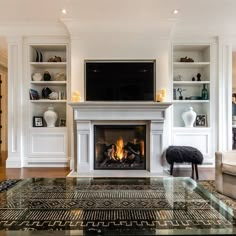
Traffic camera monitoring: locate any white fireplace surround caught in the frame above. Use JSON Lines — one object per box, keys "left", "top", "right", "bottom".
{"left": 69, "top": 102, "right": 172, "bottom": 175}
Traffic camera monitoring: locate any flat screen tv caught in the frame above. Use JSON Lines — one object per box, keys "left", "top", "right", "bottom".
{"left": 85, "top": 60, "right": 155, "bottom": 101}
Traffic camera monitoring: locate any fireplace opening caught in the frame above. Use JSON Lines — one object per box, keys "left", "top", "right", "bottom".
{"left": 94, "top": 125, "right": 146, "bottom": 170}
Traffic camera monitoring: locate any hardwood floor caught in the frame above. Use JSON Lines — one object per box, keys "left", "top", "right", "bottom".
{"left": 0, "top": 152, "right": 215, "bottom": 181}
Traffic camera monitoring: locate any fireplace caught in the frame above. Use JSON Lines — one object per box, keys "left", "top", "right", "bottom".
{"left": 69, "top": 102, "right": 172, "bottom": 174}
{"left": 94, "top": 125, "right": 146, "bottom": 170}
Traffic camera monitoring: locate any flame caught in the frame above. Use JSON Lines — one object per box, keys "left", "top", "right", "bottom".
{"left": 116, "top": 137, "right": 124, "bottom": 160}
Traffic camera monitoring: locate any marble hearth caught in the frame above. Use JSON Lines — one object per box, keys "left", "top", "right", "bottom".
{"left": 69, "top": 102, "right": 172, "bottom": 176}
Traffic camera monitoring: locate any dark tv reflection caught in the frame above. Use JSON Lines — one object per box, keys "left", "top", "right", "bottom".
{"left": 85, "top": 61, "right": 155, "bottom": 101}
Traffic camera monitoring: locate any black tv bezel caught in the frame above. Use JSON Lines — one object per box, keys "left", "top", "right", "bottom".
{"left": 84, "top": 60, "right": 156, "bottom": 102}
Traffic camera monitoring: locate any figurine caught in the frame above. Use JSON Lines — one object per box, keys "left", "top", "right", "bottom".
{"left": 197, "top": 73, "right": 201, "bottom": 81}
{"left": 177, "top": 88, "right": 183, "bottom": 100}
{"left": 192, "top": 77, "right": 195, "bottom": 81}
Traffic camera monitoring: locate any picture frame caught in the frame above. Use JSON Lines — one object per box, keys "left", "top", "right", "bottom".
{"left": 33, "top": 116, "right": 44, "bottom": 127}
{"left": 195, "top": 114, "right": 207, "bottom": 127}
{"left": 59, "top": 118, "right": 66, "bottom": 127}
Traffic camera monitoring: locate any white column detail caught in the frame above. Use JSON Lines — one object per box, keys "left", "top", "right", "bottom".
{"left": 150, "top": 121, "right": 164, "bottom": 172}
{"left": 217, "top": 37, "right": 232, "bottom": 151}
{"left": 76, "top": 121, "right": 91, "bottom": 172}
{"left": 6, "top": 36, "right": 23, "bottom": 167}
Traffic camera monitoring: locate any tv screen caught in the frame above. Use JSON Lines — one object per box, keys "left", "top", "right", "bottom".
{"left": 85, "top": 60, "right": 155, "bottom": 101}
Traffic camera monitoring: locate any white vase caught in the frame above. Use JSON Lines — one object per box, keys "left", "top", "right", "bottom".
{"left": 182, "top": 107, "right": 196, "bottom": 128}
{"left": 44, "top": 106, "right": 58, "bottom": 127}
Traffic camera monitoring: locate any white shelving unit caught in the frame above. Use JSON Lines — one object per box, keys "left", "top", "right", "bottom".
{"left": 25, "top": 42, "right": 69, "bottom": 167}
{"left": 171, "top": 44, "right": 213, "bottom": 164}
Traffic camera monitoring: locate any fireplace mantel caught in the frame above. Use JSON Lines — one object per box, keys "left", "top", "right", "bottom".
{"left": 69, "top": 101, "right": 172, "bottom": 175}
{"left": 69, "top": 101, "right": 172, "bottom": 120}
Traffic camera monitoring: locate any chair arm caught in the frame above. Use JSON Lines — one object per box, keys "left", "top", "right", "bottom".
{"left": 215, "top": 152, "right": 223, "bottom": 193}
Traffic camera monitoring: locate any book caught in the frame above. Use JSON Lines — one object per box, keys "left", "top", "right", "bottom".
{"left": 29, "top": 89, "right": 40, "bottom": 100}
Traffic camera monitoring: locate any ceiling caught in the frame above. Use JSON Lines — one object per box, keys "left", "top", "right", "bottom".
{"left": 1, "top": 0, "right": 236, "bottom": 60}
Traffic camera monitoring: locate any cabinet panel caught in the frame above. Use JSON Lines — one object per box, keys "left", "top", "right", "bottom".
{"left": 31, "top": 133, "right": 66, "bottom": 154}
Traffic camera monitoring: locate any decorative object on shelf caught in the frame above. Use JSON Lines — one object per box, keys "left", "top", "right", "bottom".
{"left": 39, "top": 51, "right": 43, "bottom": 62}
{"left": 42, "top": 87, "right": 52, "bottom": 99}
{"left": 35, "top": 50, "right": 39, "bottom": 62}
{"left": 48, "top": 92, "right": 59, "bottom": 100}
{"left": 173, "top": 88, "right": 177, "bottom": 100}
{"left": 201, "top": 84, "right": 208, "bottom": 100}
{"left": 35, "top": 50, "right": 43, "bottom": 62}
{"left": 43, "top": 71, "right": 51, "bottom": 81}
{"left": 58, "top": 91, "right": 66, "bottom": 100}
{"left": 197, "top": 73, "right": 201, "bottom": 81}
{"left": 182, "top": 107, "right": 197, "bottom": 128}
{"left": 185, "top": 96, "right": 202, "bottom": 100}
{"left": 48, "top": 56, "right": 62, "bottom": 62}
{"left": 32, "top": 72, "right": 42, "bottom": 81}
{"left": 192, "top": 77, "right": 195, "bottom": 81}
{"left": 156, "top": 89, "right": 167, "bottom": 102}
{"left": 195, "top": 114, "right": 207, "bottom": 127}
{"left": 72, "top": 91, "right": 81, "bottom": 102}
{"left": 180, "top": 56, "right": 194, "bottom": 62}
{"left": 54, "top": 72, "right": 66, "bottom": 81}
{"left": 59, "top": 118, "right": 66, "bottom": 127}
{"left": 174, "top": 74, "right": 183, "bottom": 81}
{"left": 44, "top": 106, "right": 58, "bottom": 128}
{"left": 177, "top": 88, "right": 185, "bottom": 100}
{"left": 29, "top": 89, "right": 40, "bottom": 100}
{"left": 33, "top": 116, "right": 44, "bottom": 127}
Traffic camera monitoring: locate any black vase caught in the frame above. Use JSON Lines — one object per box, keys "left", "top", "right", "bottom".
{"left": 43, "top": 71, "right": 51, "bottom": 81}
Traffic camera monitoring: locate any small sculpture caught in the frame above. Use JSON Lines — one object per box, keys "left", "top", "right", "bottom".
{"left": 49, "top": 92, "right": 59, "bottom": 100}
{"left": 180, "top": 56, "right": 194, "bottom": 62}
{"left": 54, "top": 72, "right": 66, "bottom": 81}
{"left": 192, "top": 77, "right": 195, "bottom": 81}
{"left": 177, "top": 88, "right": 184, "bottom": 100}
{"left": 174, "top": 74, "right": 183, "bottom": 81}
{"left": 32, "top": 72, "right": 42, "bottom": 81}
{"left": 48, "top": 56, "right": 62, "bottom": 62}
{"left": 42, "top": 87, "right": 52, "bottom": 99}
{"left": 197, "top": 73, "right": 201, "bottom": 81}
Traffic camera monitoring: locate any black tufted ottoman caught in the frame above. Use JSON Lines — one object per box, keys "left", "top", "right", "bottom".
{"left": 165, "top": 145, "right": 203, "bottom": 180}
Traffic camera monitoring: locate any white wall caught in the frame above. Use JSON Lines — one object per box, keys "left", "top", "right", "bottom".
{"left": 70, "top": 37, "right": 170, "bottom": 101}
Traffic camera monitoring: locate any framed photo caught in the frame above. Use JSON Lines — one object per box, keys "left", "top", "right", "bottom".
{"left": 195, "top": 114, "right": 207, "bottom": 127}
{"left": 59, "top": 118, "right": 66, "bottom": 127}
{"left": 33, "top": 116, "right": 44, "bottom": 127}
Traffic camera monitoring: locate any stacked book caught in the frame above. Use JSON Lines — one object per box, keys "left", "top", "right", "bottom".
{"left": 29, "top": 89, "right": 40, "bottom": 100}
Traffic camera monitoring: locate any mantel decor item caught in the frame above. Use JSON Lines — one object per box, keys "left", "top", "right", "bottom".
{"left": 182, "top": 107, "right": 197, "bottom": 128}
{"left": 44, "top": 106, "right": 58, "bottom": 128}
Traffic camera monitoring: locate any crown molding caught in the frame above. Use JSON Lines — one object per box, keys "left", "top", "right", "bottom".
{"left": 61, "top": 18, "right": 176, "bottom": 40}
{"left": 0, "top": 21, "right": 68, "bottom": 37}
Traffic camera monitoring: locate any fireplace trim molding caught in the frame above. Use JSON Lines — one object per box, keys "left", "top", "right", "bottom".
{"left": 69, "top": 101, "right": 172, "bottom": 174}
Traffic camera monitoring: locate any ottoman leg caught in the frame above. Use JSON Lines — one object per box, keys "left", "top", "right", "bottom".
{"left": 170, "top": 163, "right": 174, "bottom": 175}
{"left": 195, "top": 164, "right": 199, "bottom": 180}
{"left": 191, "top": 163, "right": 194, "bottom": 179}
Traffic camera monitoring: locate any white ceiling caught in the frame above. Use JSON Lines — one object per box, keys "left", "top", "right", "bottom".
{"left": 1, "top": 0, "right": 236, "bottom": 56}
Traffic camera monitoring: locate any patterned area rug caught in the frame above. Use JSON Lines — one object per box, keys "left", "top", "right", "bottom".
{"left": 198, "top": 180, "right": 236, "bottom": 214}
{"left": 0, "top": 178, "right": 235, "bottom": 235}
{"left": 0, "top": 179, "right": 21, "bottom": 193}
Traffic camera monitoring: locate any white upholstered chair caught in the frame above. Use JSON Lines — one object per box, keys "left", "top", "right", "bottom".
{"left": 215, "top": 151, "right": 236, "bottom": 199}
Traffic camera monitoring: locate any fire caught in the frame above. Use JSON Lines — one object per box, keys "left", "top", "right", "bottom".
{"left": 116, "top": 137, "right": 124, "bottom": 160}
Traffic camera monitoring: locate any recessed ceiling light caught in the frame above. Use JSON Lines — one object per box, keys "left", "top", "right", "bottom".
{"left": 173, "top": 9, "right": 180, "bottom": 15}
{"left": 61, "top": 9, "right": 67, "bottom": 15}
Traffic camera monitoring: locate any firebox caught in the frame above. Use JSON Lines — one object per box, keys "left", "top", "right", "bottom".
{"left": 94, "top": 125, "right": 146, "bottom": 170}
